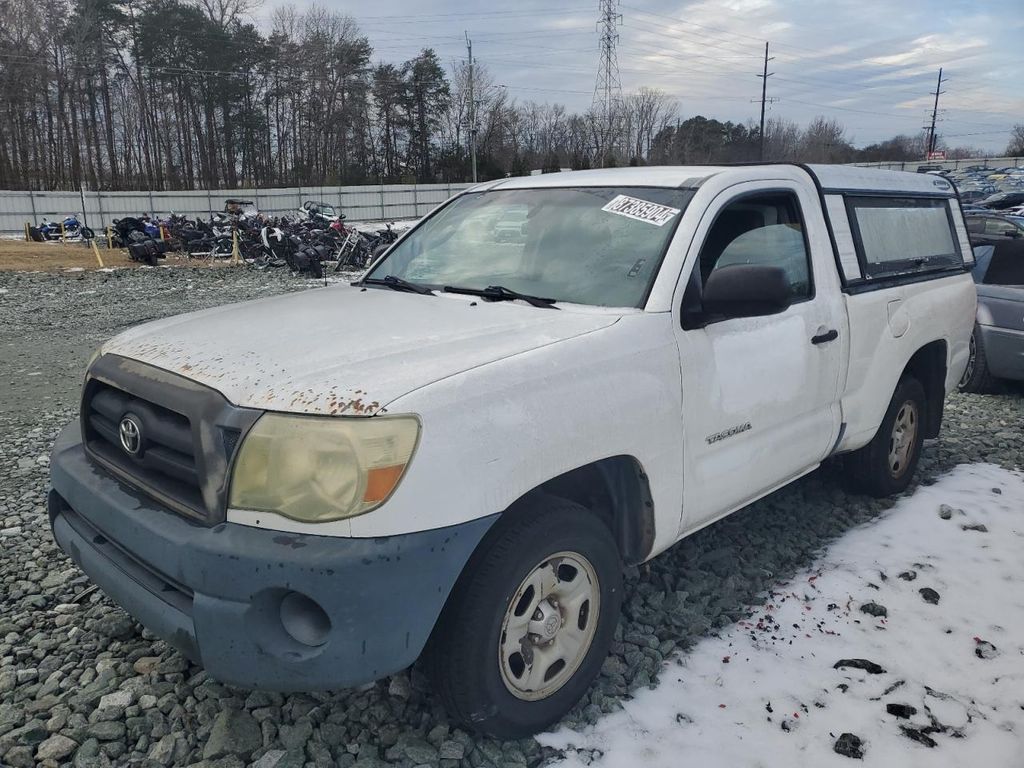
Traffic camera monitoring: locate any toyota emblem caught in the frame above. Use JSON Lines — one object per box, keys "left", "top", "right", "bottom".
{"left": 118, "top": 415, "right": 143, "bottom": 456}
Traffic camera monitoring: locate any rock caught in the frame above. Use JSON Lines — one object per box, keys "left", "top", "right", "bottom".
{"left": 2, "top": 721, "right": 50, "bottom": 748}
{"left": 133, "top": 657, "right": 161, "bottom": 675}
{"left": 938, "top": 504, "right": 953, "bottom": 520}
{"left": 438, "top": 740, "right": 465, "bottom": 760}
{"left": 961, "top": 523, "right": 988, "bottom": 533}
{"left": 833, "top": 733, "right": 864, "bottom": 759}
{"left": 402, "top": 738, "right": 438, "bottom": 764}
{"left": 148, "top": 734, "right": 178, "bottom": 766}
{"left": 87, "top": 721, "right": 126, "bottom": 741}
{"left": 36, "top": 733, "right": 78, "bottom": 760}
{"left": 202, "top": 709, "right": 261, "bottom": 760}
{"left": 95, "top": 611, "right": 135, "bottom": 639}
{"left": 3, "top": 745, "right": 35, "bottom": 768}
{"left": 975, "top": 639, "right": 998, "bottom": 659}
{"left": 387, "top": 675, "right": 411, "bottom": 700}
{"left": 919, "top": 588, "right": 940, "bottom": 605}
{"left": 188, "top": 757, "right": 246, "bottom": 768}
{"left": 900, "top": 727, "right": 938, "bottom": 748}
{"left": 859, "top": 602, "right": 887, "bottom": 618}
{"left": 885, "top": 703, "right": 917, "bottom": 719}
{"left": 98, "top": 688, "right": 134, "bottom": 710}
{"left": 834, "top": 659, "right": 886, "bottom": 675}
{"left": 40, "top": 570, "right": 74, "bottom": 589}
{"left": 0, "top": 670, "right": 16, "bottom": 692}
{"left": 898, "top": 570, "right": 917, "bottom": 581}
{"left": 277, "top": 719, "right": 312, "bottom": 751}
{"left": 251, "top": 750, "right": 288, "bottom": 768}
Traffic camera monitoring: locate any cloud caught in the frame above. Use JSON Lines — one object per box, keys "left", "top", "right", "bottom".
{"left": 256, "top": 0, "right": 1020, "bottom": 152}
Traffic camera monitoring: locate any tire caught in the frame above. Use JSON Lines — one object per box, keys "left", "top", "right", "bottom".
{"left": 844, "top": 376, "right": 927, "bottom": 498}
{"left": 426, "top": 496, "right": 622, "bottom": 739}
{"left": 958, "top": 324, "right": 999, "bottom": 394}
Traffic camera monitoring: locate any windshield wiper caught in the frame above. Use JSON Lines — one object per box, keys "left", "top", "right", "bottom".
{"left": 443, "top": 285, "right": 560, "bottom": 309}
{"left": 359, "top": 275, "right": 434, "bottom": 295}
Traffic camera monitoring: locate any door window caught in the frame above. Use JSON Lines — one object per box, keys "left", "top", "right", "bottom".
{"left": 984, "top": 217, "right": 1021, "bottom": 237}
{"left": 683, "top": 192, "right": 812, "bottom": 327}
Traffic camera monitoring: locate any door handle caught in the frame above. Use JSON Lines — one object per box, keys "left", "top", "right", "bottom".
{"left": 811, "top": 329, "right": 839, "bottom": 345}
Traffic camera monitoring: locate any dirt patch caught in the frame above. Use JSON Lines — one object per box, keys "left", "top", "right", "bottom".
{"left": 0, "top": 239, "right": 234, "bottom": 272}
{"left": 0, "top": 239, "right": 136, "bottom": 271}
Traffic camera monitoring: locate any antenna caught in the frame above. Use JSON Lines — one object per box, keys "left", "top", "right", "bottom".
{"left": 592, "top": 0, "right": 623, "bottom": 167}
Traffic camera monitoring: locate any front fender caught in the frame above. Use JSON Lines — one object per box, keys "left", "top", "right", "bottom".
{"left": 358, "top": 314, "right": 685, "bottom": 555}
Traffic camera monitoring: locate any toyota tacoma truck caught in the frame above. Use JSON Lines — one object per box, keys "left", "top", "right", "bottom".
{"left": 49, "top": 165, "right": 976, "bottom": 737}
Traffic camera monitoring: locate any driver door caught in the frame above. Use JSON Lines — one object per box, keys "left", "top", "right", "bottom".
{"left": 675, "top": 182, "right": 845, "bottom": 529}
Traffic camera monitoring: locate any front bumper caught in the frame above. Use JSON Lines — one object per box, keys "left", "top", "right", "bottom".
{"left": 979, "top": 324, "right": 1024, "bottom": 382}
{"left": 49, "top": 422, "right": 497, "bottom": 691}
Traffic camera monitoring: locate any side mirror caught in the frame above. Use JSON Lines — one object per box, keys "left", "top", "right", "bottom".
{"left": 702, "top": 264, "right": 792, "bottom": 319}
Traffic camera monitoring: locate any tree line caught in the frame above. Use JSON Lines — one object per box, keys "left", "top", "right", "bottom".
{"left": 0, "top": 0, "right": 1016, "bottom": 192}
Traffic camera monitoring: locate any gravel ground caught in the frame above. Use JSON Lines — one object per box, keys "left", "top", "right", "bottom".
{"left": 1, "top": 268, "right": 1022, "bottom": 768}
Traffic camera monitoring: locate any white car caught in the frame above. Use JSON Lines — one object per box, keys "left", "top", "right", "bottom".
{"left": 50, "top": 164, "right": 976, "bottom": 737}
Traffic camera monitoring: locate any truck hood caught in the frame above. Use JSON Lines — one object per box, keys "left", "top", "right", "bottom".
{"left": 102, "top": 285, "right": 621, "bottom": 415}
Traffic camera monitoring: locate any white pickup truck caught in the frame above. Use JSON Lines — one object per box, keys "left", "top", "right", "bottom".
{"left": 49, "top": 164, "right": 976, "bottom": 738}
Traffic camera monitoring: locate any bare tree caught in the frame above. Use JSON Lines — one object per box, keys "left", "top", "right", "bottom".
{"left": 1007, "top": 124, "right": 1024, "bottom": 157}
{"left": 194, "top": 0, "right": 261, "bottom": 28}
{"left": 800, "top": 116, "right": 854, "bottom": 163}
{"left": 623, "top": 88, "right": 677, "bottom": 162}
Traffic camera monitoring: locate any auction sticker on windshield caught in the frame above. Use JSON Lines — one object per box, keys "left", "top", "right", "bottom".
{"left": 601, "top": 195, "right": 681, "bottom": 227}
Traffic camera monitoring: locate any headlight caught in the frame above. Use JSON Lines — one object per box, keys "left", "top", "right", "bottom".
{"left": 86, "top": 348, "right": 102, "bottom": 372}
{"left": 229, "top": 413, "right": 420, "bottom": 523}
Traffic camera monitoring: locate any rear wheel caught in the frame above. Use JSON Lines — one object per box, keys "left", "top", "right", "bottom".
{"left": 844, "top": 376, "right": 927, "bottom": 497}
{"left": 958, "top": 325, "right": 998, "bottom": 394}
{"left": 427, "top": 496, "right": 621, "bottom": 738}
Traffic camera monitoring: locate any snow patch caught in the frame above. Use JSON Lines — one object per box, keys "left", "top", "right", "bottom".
{"left": 542, "top": 464, "right": 1024, "bottom": 767}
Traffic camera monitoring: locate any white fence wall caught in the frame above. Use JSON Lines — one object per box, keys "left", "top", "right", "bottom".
{"left": 852, "top": 155, "right": 1023, "bottom": 173}
{"left": 0, "top": 182, "right": 473, "bottom": 236}
{"left": 4, "top": 157, "right": 1022, "bottom": 235}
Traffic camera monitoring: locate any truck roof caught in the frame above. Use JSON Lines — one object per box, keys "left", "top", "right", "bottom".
{"left": 476, "top": 164, "right": 956, "bottom": 197}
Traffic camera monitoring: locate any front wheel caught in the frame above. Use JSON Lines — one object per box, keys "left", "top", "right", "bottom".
{"left": 844, "top": 376, "right": 926, "bottom": 497}
{"left": 426, "top": 496, "right": 622, "bottom": 738}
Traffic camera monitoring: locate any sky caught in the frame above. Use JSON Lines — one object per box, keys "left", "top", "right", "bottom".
{"left": 255, "top": 0, "right": 1024, "bottom": 153}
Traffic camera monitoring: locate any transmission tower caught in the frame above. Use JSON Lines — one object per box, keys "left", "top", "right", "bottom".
{"left": 592, "top": 0, "right": 623, "bottom": 167}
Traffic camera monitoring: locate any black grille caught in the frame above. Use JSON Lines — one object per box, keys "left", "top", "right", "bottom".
{"left": 85, "top": 382, "right": 205, "bottom": 516}
{"left": 81, "top": 354, "right": 262, "bottom": 524}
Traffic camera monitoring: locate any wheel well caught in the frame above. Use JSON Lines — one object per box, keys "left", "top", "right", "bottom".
{"left": 534, "top": 456, "right": 655, "bottom": 566}
{"left": 903, "top": 340, "right": 947, "bottom": 439}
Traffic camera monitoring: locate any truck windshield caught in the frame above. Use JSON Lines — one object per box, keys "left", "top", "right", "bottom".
{"left": 366, "top": 186, "right": 694, "bottom": 308}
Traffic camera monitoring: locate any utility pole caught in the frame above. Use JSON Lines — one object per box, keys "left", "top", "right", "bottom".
{"left": 925, "top": 68, "right": 947, "bottom": 159}
{"left": 465, "top": 32, "right": 478, "bottom": 183}
{"left": 757, "top": 42, "right": 774, "bottom": 161}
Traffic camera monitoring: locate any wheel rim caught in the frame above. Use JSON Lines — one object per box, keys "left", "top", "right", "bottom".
{"left": 887, "top": 399, "right": 919, "bottom": 479}
{"left": 960, "top": 333, "right": 977, "bottom": 387}
{"left": 498, "top": 551, "right": 600, "bottom": 701}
